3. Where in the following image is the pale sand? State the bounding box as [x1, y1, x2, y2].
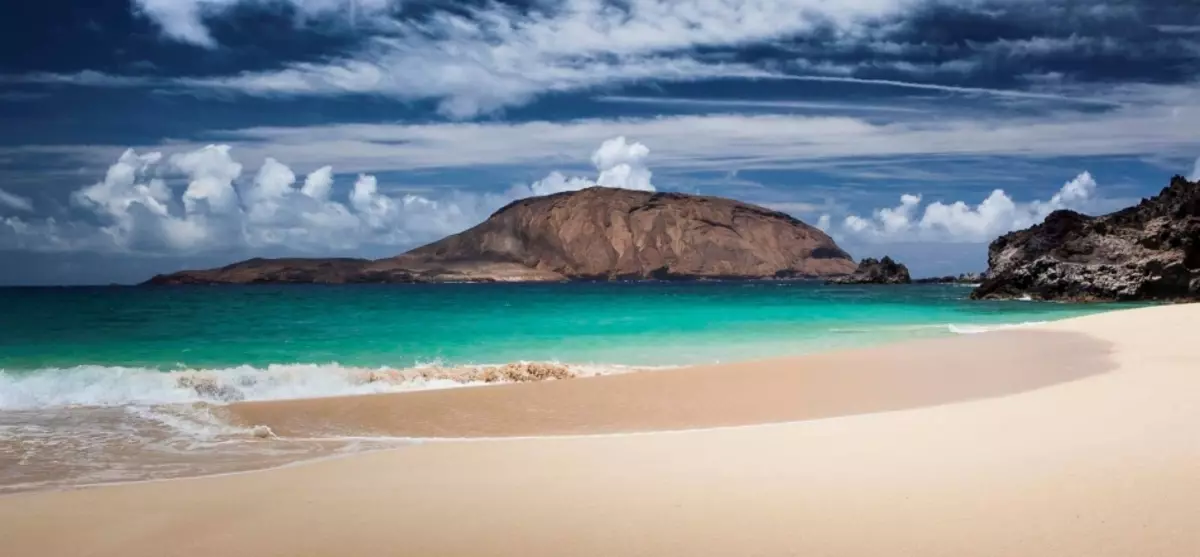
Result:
[222, 330, 1110, 437]
[3, 304, 1198, 556]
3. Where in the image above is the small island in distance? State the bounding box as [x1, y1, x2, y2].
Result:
[146, 175, 1200, 302]
[145, 187, 858, 285]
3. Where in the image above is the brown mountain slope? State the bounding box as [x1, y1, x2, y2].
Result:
[145, 187, 855, 284]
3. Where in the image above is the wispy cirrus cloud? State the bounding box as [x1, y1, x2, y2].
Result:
[43, 81, 1183, 176]
[596, 96, 931, 113]
[0, 189, 33, 212]
[5, 0, 1192, 120]
[132, 0, 395, 47]
[172, 0, 910, 117]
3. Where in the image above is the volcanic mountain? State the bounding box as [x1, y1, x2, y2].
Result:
[145, 187, 857, 284]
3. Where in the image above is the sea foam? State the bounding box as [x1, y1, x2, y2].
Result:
[947, 321, 1047, 334]
[0, 361, 645, 411]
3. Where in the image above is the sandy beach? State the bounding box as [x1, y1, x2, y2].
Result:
[3, 303, 1198, 556]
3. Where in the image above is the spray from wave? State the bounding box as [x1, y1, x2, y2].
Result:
[0, 361, 651, 411]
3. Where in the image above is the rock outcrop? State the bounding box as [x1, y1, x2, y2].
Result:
[145, 187, 856, 285]
[828, 256, 912, 285]
[971, 175, 1200, 301]
[913, 272, 985, 285]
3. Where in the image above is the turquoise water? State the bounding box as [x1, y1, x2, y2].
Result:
[0, 283, 1134, 410]
[0, 282, 1137, 491]
[1, 282, 1124, 371]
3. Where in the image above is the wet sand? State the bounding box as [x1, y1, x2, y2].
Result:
[223, 330, 1111, 438]
[2, 304, 1198, 557]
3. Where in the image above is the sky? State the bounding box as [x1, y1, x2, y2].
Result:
[0, 0, 1198, 284]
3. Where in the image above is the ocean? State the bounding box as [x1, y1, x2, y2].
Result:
[0, 282, 1132, 492]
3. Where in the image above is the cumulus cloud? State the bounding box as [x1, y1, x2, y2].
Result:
[524, 136, 656, 197]
[829, 171, 1120, 243]
[2, 145, 469, 254]
[2, 136, 650, 255]
[0, 189, 33, 212]
[1190, 156, 1200, 181]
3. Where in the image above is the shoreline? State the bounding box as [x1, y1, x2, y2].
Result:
[3, 304, 1197, 556]
[221, 329, 1111, 439]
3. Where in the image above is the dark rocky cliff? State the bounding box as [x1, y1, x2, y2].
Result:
[971, 175, 1200, 301]
[827, 257, 912, 285]
[145, 187, 856, 285]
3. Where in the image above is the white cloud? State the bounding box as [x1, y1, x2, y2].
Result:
[0, 189, 33, 212]
[829, 171, 1117, 243]
[528, 172, 594, 196]
[2, 137, 649, 255]
[116, 0, 1126, 117]
[173, 144, 243, 214]
[6, 144, 452, 254]
[72, 83, 1181, 177]
[0, 70, 156, 87]
[300, 165, 334, 200]
[1190, 156, 1199, 181]
[597, 95, 930, 113]
[6, 83, 1199, 185]
[133, 0, 394, 47]
[135, 0, 218, 47]
[0, 0, 1172, 121]
[523, 136, 657, 197]
[170, 0, 909, 116]
[592, 136, 654, 191]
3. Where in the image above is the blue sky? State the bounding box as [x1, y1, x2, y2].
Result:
[0, 0, 1198, 284]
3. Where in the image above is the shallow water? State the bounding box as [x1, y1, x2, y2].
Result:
[0, 283, 1136, 491]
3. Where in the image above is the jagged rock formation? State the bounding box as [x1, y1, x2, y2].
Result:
[971, 175, 1200, 301]
[827, 256, 912, 285]
[914, 272, 986, 285]
[145, 187, 856, 285]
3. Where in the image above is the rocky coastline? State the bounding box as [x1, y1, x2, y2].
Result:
[971, 175, 1199, 302]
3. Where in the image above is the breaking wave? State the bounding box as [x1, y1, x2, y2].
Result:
[829, 321, 1047, 336]
[0, 361, 648, 411]
[947, 321, 1047, 334]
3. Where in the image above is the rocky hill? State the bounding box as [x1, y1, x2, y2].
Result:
[971, 175, 1200, 301]
[827, 257, 912, 284]
[145, 187, 856, 285]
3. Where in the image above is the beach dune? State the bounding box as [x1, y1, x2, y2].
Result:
[2, 304, 1198, 556]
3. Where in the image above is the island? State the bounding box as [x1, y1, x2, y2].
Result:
[826, 256, 912, 284]
[145, 187, 858, 284]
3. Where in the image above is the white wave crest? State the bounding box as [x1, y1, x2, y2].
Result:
[0, 361, 646, 411]
[947, 321, 1047, 335]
